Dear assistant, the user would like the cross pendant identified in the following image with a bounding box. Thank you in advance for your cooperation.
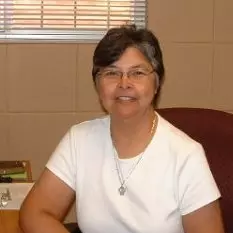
[118,186,126,195]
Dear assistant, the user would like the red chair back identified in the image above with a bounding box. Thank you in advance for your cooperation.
[157,108,233,233]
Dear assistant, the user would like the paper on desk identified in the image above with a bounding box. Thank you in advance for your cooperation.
[0,183,34,210]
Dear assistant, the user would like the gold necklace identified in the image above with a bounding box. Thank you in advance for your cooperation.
[111,114,157,196]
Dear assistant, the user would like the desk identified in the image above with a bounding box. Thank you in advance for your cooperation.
[0,183,34,233]
[0,210,22,233]
[0,161,33,233]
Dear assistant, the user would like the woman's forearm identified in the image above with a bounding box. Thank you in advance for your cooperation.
[19,211,69,233]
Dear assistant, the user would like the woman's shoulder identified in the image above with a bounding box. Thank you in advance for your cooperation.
[156,112,203,153]
[69,114,110,138]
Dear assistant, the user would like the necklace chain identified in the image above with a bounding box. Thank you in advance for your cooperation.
[111,114,157,196]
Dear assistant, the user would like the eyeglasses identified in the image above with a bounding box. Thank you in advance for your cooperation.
[97,68,155,82]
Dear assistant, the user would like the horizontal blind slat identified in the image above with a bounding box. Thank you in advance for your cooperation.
[0,0,147,41]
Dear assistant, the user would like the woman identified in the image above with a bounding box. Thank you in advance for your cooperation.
[19,25,225,233]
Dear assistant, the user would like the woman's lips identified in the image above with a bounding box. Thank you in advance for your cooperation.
[116,96,136,101]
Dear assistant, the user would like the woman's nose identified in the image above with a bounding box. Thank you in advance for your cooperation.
[118,74,131,89]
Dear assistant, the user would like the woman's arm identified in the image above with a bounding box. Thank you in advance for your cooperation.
[19,168,75,233]
[182,200,225,233]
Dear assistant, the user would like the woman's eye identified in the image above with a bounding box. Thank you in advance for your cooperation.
[132,70,146,76]
[103,71,118,77]
[108,71,118,76]
[136,71,144,75]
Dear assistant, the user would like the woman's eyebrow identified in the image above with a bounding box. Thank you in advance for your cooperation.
[130,64,150,69]
[105,64,150,70]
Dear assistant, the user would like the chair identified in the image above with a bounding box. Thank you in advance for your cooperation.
[157,107,233,233]
[64,222,81,233]
[64,107,233,233]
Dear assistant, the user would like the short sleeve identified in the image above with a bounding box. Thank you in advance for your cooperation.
[178,144,221,215]
[46,127,77,191]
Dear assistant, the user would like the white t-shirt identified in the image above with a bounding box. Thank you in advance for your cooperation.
[46,113,220,233]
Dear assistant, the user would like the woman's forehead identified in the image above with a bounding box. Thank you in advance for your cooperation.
[110,47,152,69]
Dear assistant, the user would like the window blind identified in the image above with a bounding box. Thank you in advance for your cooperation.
[0,0,147,41]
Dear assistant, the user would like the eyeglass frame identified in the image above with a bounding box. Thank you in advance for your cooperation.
[96,67,157,83]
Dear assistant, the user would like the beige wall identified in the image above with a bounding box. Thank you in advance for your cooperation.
[148,0,233,111]
[0,0,233,221]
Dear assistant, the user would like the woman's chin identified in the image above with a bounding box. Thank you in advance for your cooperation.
[110,107,140,120]
[103,101,147,119]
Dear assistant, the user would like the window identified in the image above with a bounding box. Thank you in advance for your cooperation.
[0,0,147,42]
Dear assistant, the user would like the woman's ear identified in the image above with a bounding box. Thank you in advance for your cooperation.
[93,79,99,92]
[154,75,159,95]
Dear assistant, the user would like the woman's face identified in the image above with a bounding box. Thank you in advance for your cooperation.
[96,47,158,119]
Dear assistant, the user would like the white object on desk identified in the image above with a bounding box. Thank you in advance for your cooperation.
[0,183,34,210]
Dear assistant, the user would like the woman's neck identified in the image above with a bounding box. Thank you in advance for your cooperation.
[110,109,157,158]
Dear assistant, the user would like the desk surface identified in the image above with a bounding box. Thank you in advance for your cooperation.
[0,210,22,233]
[0,182,34,233]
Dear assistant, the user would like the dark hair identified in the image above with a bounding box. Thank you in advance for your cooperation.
[92,24,165,107]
